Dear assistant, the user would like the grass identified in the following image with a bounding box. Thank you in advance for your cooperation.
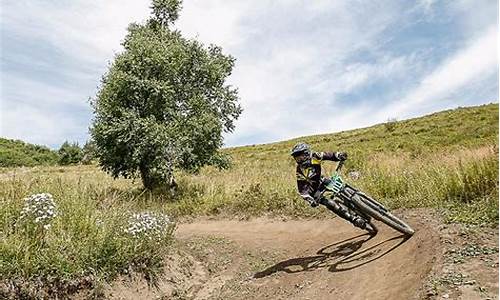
[0,103,498,297]
[0,165,175,299]
[164,104,498,224]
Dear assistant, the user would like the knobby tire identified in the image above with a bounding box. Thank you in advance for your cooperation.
[351,193,415,236]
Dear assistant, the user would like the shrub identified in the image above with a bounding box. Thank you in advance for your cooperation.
[384,117,398,132]
[58,141,83,165]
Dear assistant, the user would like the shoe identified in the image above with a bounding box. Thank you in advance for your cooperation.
[310,200,319,207]
[352,217,366,229]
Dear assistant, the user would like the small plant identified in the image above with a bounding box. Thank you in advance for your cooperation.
[384,118,398,132]
[19,193,58,230]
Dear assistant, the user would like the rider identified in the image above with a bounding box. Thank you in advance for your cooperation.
[290,142,366,229]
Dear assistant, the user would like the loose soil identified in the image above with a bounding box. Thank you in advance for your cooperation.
[105,209,498,300]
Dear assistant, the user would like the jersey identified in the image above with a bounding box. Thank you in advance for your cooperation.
[295,151,341,197]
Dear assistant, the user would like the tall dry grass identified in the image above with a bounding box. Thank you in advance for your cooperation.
[166,145,498,224]
[0,165,175,298]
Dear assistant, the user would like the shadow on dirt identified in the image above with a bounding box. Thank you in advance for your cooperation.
[253,233,410,279]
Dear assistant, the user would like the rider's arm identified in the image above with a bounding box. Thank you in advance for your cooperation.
[297,180,317,206]
[314,151,347,161]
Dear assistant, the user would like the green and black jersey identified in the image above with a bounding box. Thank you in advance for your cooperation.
[296,151,342,196]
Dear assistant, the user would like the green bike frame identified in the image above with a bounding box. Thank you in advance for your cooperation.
[324,160,346,196]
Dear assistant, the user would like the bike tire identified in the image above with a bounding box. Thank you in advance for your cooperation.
[351,193,414,236]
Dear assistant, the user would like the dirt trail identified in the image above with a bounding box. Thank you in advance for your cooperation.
[174,213,439,300]
[106,211,498,300]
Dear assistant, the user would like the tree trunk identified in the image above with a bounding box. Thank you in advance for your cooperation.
[139,165,156,190]
[139,164,176,191]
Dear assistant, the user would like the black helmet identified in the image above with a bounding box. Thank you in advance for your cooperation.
[291,142,311,157]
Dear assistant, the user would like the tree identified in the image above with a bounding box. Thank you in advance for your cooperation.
[58,141,83,165]
[90,0,242,190]
[81,140,97,165]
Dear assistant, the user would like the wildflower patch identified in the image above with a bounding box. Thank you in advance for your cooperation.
[19,193,58,229]
[124,212,174,241]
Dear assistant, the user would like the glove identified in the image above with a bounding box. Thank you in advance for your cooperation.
[336,152,348,161]
[301,194,319,207]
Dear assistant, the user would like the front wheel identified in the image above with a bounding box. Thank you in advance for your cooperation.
[351,193,414,236]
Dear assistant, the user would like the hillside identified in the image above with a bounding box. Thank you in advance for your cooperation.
[166,103,498,224]
[0,138,59,167]
[229,103,498,159]
[1,103,498,299]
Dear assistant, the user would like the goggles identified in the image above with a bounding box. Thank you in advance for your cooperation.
[293,153,309,164]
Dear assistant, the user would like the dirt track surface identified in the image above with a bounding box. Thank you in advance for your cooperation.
[106,211,498,300]
[176,214,437,300]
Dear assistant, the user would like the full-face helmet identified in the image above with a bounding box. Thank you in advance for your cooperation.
[291,142,311,164]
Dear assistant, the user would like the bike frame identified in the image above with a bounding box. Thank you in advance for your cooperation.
[320,161,368,216]
[320,160,346,198]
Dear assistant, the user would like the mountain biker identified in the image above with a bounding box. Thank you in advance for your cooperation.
[290,142,366,229]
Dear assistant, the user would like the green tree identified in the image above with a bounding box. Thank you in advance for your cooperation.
[58,141,83,165]
[90,0,242,190]
[81,140,97,165]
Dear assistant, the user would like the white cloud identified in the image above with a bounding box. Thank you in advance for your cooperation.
[1,0,150,64]
[200,1,407,146]
[1,0,497,148]
[2,103,85,147]
[379,26,498,120]
[1,1,151,147]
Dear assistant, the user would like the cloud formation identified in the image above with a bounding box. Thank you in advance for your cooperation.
[1,0,497,148]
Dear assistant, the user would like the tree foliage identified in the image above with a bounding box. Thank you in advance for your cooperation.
[90,0,242,190]
[58,141,83,165]
[81,140,97,165]
[0,138,59,167]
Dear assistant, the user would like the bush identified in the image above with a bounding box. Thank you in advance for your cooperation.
[58,142,83,165]
[0,176,175,298]
[384,117,398,132]
[0,138,59,167]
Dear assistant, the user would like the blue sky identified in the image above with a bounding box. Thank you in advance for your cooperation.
[1,0,498,149]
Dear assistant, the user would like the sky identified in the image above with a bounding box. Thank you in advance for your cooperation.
[1,0,498,149]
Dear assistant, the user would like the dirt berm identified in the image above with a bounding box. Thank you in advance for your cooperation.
[104,209,499,300]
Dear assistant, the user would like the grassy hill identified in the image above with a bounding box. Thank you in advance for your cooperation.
[168,103,498,223]
[0,138,59,167]
[1,103,497,298]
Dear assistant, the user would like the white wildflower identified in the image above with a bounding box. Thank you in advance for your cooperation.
[20,193,58,229]
[348,171,361,180]
[124,212,173,241]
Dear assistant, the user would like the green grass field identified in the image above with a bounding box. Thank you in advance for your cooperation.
[0,103,498,297]
[166,103,499,223]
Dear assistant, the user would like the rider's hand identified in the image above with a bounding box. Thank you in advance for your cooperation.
[336,152,348,161]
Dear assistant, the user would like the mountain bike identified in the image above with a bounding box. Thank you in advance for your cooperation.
[318,161,415,236]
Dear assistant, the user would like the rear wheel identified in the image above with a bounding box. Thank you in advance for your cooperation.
[351,193,414,236]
